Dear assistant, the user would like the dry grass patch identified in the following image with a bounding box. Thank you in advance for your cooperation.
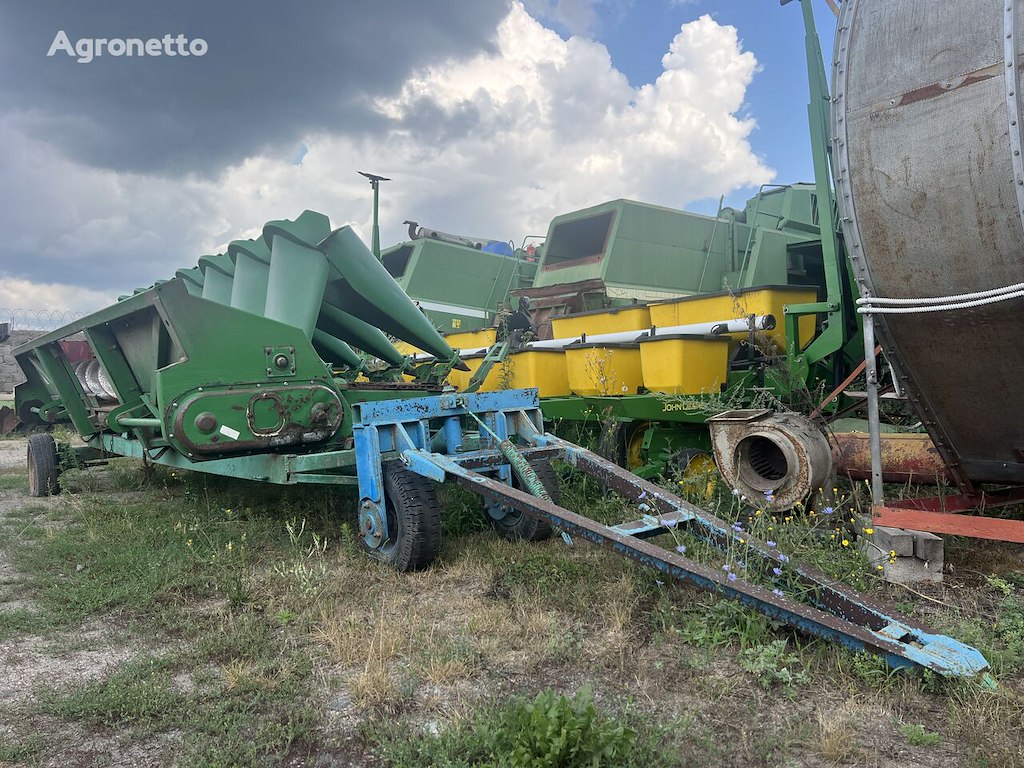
[813,698,872,764]
[948,684,1024,767]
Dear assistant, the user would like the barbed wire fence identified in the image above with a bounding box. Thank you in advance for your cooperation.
[0,308,86,332]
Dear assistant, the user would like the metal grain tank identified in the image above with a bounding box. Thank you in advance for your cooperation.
[832,0,1024,487]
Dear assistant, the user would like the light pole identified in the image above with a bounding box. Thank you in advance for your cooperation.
[358,171,391,259]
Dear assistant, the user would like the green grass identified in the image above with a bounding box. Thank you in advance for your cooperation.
[0,733,42,764]
[6,469,337,624]
[38,654,184,727]
[0,607,50,641]
[0,459,1022,766]
[0,472,27,490]
[364,688,680,768]
[2,467,332,765]
[899,722,942,747]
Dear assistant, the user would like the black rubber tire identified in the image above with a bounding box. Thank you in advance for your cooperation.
[364,461,442,572]
[17,399,44,430]
[27,433,59,497]
[488,461,557,542]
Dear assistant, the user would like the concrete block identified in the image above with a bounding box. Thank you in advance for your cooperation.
[881,555,942,584]
[870,525,915,557]
[861,525,944,584]
[913,530,944,565]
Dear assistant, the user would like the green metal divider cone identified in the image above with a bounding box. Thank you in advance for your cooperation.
[319,226,464,366]
[317,302,407,368]
[311,329,363,369]
[263,210,333,338]
[227,238,271,315]
[197,253,235,305]
[175,267,205,297]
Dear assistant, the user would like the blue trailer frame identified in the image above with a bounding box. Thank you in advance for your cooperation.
[342,387,988,679]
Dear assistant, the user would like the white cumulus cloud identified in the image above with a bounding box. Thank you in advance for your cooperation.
[0,2,773,314]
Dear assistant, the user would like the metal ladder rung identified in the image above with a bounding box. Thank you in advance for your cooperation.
[610,511,694,539]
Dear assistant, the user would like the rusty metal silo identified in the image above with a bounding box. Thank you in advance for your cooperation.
[832,0,1024,488]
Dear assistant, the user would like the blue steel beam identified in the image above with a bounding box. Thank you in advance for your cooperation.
[415,447,987,677]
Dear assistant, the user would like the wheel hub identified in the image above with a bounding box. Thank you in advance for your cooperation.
[358,501,387,550]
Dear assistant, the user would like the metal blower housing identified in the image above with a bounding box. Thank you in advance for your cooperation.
[707,409,833,510]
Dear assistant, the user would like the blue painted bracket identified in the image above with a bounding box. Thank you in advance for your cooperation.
[351,388,546,543]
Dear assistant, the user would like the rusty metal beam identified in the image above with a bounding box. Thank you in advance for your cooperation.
[831,430,949,484]
[873,506,1024,544]
[883,486,1024,514]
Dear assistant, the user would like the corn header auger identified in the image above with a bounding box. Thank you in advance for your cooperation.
[14,211,989,678]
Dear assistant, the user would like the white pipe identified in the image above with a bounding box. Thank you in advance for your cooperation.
[524,314,776,351]
[856,280,1024,306]
[857,290,1024,314]
[407,315,775,361]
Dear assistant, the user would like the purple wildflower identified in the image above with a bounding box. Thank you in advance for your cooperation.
[772,588,784,597]
[676,544,687,555]
[772,567,783,576]
[638,490,648,500]
[664,518,678,529]
[823,506,834,515]
[766,540,777,548]
[779,554,790,563]
[728,573,737,582]
[722,564,731,572]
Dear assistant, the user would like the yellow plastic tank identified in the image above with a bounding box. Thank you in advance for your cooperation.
[396,328,496,358]
[444,327,497,350]
[457,349,570,396]
[648,286,817,350]
[564,342,643,396]
[446,363,470,390]
[458,353,506,392]
[551,304,651,340]
[393,340,423,356]
[637,334,730,395]
[506,349,570,397]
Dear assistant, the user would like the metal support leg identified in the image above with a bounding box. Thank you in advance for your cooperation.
[862,307,884,507]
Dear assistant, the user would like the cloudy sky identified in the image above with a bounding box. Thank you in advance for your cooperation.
[0,0,837,314]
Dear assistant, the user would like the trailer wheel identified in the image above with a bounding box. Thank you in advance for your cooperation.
[669,448,718,500]
[364,462,442,572]
[487,461,557,542]
[27,433,60,497]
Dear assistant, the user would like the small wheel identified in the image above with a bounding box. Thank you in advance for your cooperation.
[487,461,557,542]
[27,433,60,497]
[623,421,653,470]
[361,462,442,572]
[669,448,717,500]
